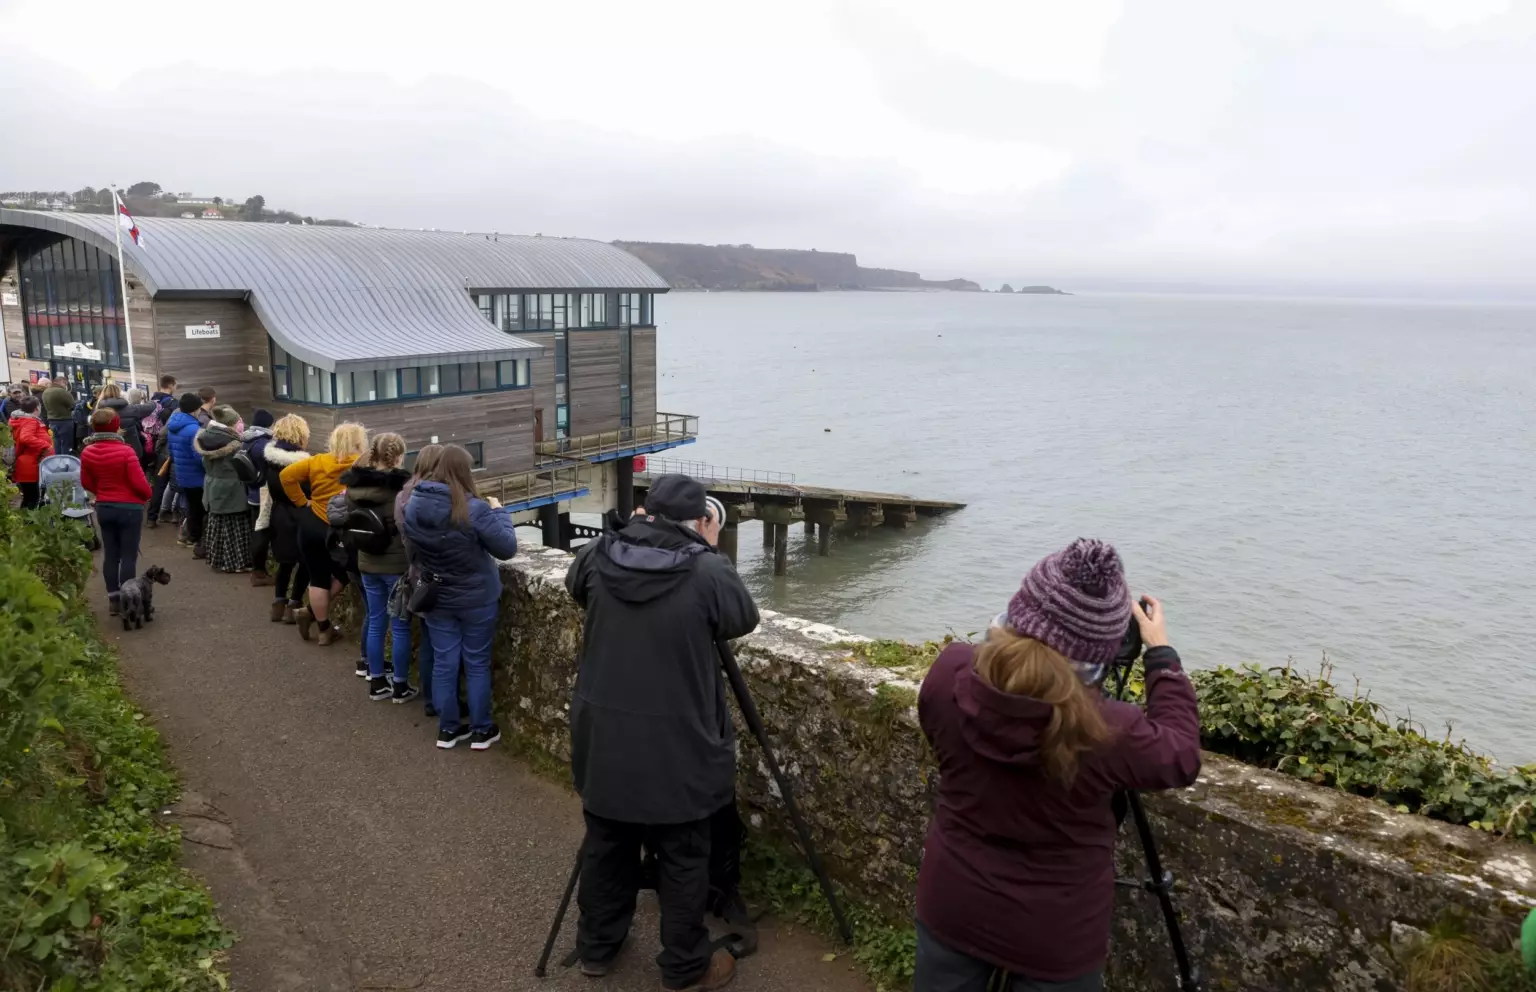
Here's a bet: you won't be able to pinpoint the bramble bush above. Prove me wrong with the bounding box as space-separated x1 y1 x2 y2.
0 454 231 991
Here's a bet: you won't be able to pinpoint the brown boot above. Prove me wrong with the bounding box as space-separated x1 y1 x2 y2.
294 607 314 641
317 624 340 647
282 605 297 625
664 950 735 992
269 600 286 623
251 571 275 588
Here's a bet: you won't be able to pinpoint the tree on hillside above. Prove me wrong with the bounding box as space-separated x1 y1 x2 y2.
242 195 265 221
72 187 96 203
126 181 161 197
213 196 223 206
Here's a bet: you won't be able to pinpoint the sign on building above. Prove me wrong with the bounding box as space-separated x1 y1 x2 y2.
185 322 221 340
1 292 18 306
55 341 104 361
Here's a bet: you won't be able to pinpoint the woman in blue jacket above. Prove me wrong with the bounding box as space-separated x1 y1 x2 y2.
164 392 208 556
400 444 517 751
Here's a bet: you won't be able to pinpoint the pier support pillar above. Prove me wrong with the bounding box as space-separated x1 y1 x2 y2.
846 504 875 538
616 457 635 518
763 521 775 550
539 503 560 548
557 512 574 552
883 504 916 530
757 503 796 575
773 523 788 576
818 522 831 556
720 506 741 564
804 519 815 537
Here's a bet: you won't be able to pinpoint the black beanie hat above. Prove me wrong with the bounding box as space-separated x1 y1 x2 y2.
178 392 201 414
253 408 275 428
645 474 707 522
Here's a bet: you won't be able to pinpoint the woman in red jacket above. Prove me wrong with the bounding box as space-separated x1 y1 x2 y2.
80 408 152 611
915 539 1201 992
7 395 54 508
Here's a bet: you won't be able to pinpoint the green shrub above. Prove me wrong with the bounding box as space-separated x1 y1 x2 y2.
0 487 231 990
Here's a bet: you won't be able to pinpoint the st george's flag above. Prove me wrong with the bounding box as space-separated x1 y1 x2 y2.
113 190 145 249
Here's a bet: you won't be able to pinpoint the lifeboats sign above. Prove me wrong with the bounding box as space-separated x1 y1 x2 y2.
185 322 221 340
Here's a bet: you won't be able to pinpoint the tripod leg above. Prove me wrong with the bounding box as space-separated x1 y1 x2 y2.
535 845 583 978
1122 790 1202 992
716 641 855 946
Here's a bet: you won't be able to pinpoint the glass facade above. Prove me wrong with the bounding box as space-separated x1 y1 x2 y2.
554 330 569 438
470 291 652 333
15 236 129 368
271 341 530 406
618 326 633 428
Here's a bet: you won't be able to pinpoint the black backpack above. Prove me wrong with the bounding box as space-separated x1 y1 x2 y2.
344 506 395 556
230 449 260 484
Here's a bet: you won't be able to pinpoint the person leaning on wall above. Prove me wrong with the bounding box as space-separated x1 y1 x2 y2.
913 538 1202 992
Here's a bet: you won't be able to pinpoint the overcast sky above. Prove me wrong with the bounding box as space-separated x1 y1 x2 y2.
1 0 1533 294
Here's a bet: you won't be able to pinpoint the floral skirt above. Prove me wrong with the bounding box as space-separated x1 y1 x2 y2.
204 512 252 572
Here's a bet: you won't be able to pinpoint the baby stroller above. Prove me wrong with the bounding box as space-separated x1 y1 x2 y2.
38 453 100 549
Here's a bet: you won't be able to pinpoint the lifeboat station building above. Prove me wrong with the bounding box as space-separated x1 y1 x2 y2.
0 209 696 530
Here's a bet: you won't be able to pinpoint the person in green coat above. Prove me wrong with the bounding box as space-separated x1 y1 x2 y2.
196 405 254 573
41 376 76 454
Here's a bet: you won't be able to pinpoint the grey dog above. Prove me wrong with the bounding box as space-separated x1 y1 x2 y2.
118 565 171 631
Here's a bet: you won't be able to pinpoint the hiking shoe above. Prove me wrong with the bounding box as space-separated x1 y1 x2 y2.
664 950 736 992
391 682 419 704
176 538 194 548
294 607 314 641
580 960 612 978
470 724 501 751
317 625 340 647
192 544 206 560
367 676 391 700
424 702 438 718
269 600 286 623
146 517 158 530
355 658 368 677
436 726 472 749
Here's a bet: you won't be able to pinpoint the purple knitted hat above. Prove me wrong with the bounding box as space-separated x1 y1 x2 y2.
1005 539 1132 666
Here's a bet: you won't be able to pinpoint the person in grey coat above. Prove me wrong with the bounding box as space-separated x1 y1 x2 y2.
195 405 252 572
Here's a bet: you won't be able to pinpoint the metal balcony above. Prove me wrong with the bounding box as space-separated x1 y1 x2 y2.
477 461 589 513
536 411 699 464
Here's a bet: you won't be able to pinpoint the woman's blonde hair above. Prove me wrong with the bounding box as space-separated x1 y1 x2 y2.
972 630 1113 785
99 381 122 400
361 431 407 469
328 422 368 459
272 414 310 448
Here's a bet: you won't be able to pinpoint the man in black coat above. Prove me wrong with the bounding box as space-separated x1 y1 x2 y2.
565 475 759 992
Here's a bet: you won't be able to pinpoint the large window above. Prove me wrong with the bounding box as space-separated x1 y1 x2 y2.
554 330 569 439
619 326 633 428
271 342 532 406
16 236 128 369
470 290 653 332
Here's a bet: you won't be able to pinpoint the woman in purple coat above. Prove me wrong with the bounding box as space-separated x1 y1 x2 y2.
915 539 1201 992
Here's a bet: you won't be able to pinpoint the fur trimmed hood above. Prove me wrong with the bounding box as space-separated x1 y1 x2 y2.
262 444 311 468
194 422 242 459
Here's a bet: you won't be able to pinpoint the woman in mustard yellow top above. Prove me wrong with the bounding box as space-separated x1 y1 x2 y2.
280 422 367 646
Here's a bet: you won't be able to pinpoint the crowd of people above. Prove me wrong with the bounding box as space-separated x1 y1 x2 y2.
7 372 1204 992
4 372 514 752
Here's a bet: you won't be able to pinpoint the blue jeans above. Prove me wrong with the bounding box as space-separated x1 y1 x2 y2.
414 616 436 694
49 419 76 455
361 573 412 682
424 603 497 734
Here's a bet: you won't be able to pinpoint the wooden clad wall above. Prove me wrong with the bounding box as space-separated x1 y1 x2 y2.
333 390 536 475
521 331 557 441
569 329 620 436
150 298 268 412
632 327 657 426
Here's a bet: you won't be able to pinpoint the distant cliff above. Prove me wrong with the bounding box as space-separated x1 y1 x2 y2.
613 241 981 292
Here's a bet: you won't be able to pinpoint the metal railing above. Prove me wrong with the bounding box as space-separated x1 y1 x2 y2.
536 411 699 461
479 461 588 508
637 458 796 486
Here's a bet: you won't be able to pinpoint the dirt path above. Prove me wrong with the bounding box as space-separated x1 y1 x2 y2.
96 524 870 992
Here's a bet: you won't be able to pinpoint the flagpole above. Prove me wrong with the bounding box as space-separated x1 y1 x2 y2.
111 184 138 392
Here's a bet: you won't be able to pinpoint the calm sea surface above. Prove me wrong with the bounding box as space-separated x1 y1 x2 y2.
647 290 1536 763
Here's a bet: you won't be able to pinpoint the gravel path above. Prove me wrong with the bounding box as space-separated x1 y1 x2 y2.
95 523 870 992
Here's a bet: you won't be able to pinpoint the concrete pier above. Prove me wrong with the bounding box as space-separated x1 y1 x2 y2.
773 523 788 576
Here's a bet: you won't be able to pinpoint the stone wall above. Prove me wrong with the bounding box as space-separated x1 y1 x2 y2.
419 549 1536 990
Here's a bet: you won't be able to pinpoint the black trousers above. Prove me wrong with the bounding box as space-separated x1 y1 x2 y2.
577 811 712 989
914 922 1104 992
182 486 206 543
18 481 40 509
274 561 309 604
97 503 143 596
148 462 171 522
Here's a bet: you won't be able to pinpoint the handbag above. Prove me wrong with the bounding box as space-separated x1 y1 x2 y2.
406 564 442 614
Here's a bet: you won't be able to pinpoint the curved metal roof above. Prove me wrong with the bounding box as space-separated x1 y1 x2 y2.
0 209 668 374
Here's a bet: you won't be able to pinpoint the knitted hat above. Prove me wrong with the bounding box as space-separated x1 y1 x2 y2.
646 474 707 522
212 404 239 427
1005 538 1132 666
252 408 275 428
91 410 121 434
